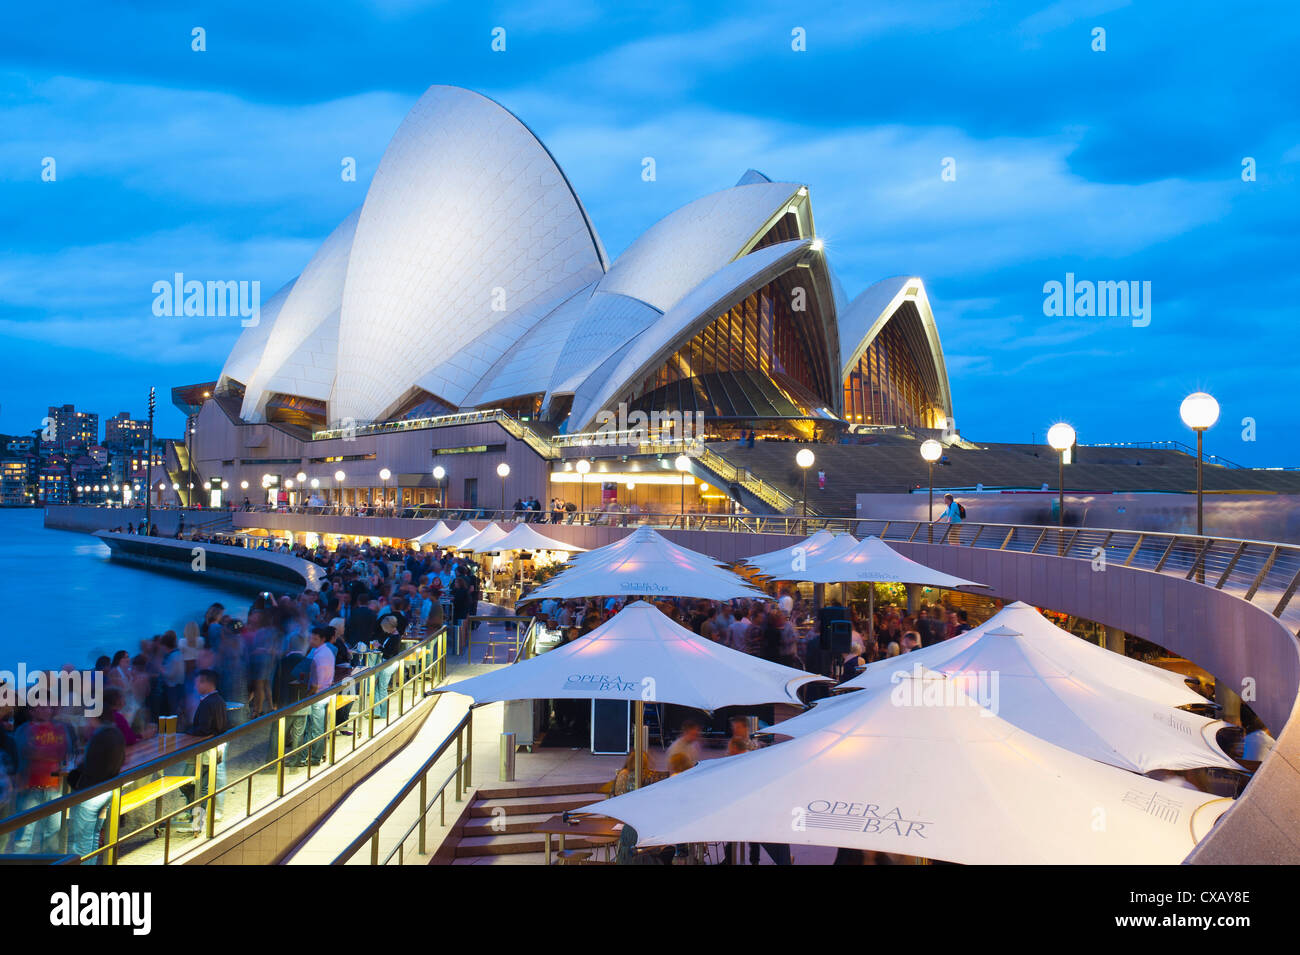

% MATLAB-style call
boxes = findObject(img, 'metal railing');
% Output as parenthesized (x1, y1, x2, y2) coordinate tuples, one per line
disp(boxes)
(0, 626, 448, 865)
(848, 519, 1300, 634)
(332, 616, 548, 865)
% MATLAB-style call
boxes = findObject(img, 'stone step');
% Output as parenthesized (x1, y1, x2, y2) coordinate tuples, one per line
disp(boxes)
(468, 792, 604, 817)
(477, 779, 610, 799)
(462, 811, 556, 836)
(454, 831, 615, 857)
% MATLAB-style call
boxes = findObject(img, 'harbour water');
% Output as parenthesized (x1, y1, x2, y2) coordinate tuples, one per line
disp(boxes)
(0, 508, 258, 672)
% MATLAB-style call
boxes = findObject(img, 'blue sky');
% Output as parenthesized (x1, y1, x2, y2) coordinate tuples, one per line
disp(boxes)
(1, 0, 1296, 464)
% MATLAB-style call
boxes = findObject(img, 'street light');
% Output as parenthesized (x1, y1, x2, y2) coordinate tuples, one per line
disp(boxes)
(674, 454, 691, 517)
(1047, 422, 1076, 551)
(496, 462, 510, 513)
(1179, 391, 1220, 538)
(921, 438, 943, 542)
(334, 469, 345, 508)
(379, 467, 392, 509)
(433, 465, 446, 508)
(795, 448, 815, 529)
(575, 459, 590, 516)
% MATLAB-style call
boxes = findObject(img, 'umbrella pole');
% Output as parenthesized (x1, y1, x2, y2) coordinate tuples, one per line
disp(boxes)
(634, 700, 644, 789)
(869, 585, 875, 649)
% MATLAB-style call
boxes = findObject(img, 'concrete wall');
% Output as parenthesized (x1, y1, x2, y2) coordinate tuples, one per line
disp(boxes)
(190, 403, 551, 509)
(44, 504, 216, 536)
(857, 491, 1300, 544)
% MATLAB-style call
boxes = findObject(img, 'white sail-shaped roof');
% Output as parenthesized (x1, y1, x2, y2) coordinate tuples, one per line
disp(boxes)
(240, 208, 359, 419)
(567, 238, 826, 432)
(595, 181, 802, 313)
(217, 278, 294, 392)
(329, 86, 607, 424)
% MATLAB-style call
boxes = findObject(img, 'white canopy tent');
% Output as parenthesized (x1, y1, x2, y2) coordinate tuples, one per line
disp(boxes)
(408, 520, 458, 547)
(842, 601, 1206, 709)
(588, 670, 1232, 865)
(457, 522, 511, 552)
(765, 625, 1237, 774)
(437, 521, 484, 549)
(523, 526, 767, 602)
(487, 523, 588, 554)
(439, 600, 825, 785)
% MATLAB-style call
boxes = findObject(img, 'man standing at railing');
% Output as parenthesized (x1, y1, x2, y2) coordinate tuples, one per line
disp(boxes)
(305, 628, 337, 765)
(182, 669, 229, 834)
(68, 702, 126, 862)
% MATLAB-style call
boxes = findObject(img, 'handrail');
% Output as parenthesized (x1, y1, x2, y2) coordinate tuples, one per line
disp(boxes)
(0, 625, 449, 864)
(330, 710, 473, 865)
(333, 615, 550, 864)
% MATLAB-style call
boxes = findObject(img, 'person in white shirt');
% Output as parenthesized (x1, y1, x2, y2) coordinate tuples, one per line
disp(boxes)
(777, 589, 794, 616)
(306, 628, 336, 764)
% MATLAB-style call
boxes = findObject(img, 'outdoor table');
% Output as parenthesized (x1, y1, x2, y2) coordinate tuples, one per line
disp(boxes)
(533, 813, 622, 865)
(117, 733, 205, 822)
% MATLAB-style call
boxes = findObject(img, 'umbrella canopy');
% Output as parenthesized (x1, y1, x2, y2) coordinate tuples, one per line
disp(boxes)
(523, 526, 767, 601)
(744, 532, 859, 579)
(843, 601, 1206, 708)
(457, 522, 511, 552)
(409, 520, 458, 546)
(588, 670, 1231, 865)
(785, 535, 987, 587)
(490, 523, 588, 553)
(766, 629, 1238, 773)
(437, 521, 483, 549)
(438, 600, 824, 709)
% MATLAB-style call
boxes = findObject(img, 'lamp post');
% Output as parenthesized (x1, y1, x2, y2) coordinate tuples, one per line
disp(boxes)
(143, 386, 156, 535)
(795, 448, 815, 531)
(1179, 391, 1220, 540)
(334, 469, 345, 509)
(433, 465, 446, 508)
(496, 462, 510, 514)
(1047, 422, 1076, 554)
(920, 438, 942, 543)
(674, 454, 690, 519)
(575, 459, 590, 519)
(379, 467, 392, 511)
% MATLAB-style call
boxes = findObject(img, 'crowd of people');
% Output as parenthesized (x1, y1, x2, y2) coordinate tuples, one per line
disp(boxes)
(0, 539, 487, 858)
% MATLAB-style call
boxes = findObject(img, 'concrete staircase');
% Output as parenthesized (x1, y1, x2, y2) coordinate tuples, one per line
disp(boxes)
(450, 781, 611, 865)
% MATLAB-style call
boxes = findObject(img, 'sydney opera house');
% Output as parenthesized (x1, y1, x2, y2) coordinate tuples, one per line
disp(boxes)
(183, 85, 954, 511)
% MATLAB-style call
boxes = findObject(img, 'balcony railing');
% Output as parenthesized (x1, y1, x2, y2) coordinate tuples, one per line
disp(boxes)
(0, 626, 449, 865)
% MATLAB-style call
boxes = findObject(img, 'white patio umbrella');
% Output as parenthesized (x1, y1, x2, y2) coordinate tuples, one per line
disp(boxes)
(438, 521, 483, 549)
(457, 522, 511, 552)
(764, 535, 987, 648)
(794, 535, 988, 588)
(588, 669, 1232, 865)
(409, 520, 458, 547)
(764, 629, 1238, 773)
(439, 600, 825, 785)
(843, 601, 1206, 708)
(489, 523, 588, 554)
(743, 532, 859, 579)
(523, 526, 767, 602)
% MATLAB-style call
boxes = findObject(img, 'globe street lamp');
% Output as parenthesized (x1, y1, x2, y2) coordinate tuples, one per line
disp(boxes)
(674, 454, 691, 518)
(795, 448, 815, 530)
(496, 462, 510, 513)
(334, 470, 345, 509)
(433, 465, 446, 508)
(920, 438, 943, 542)
(379, 467, 392, 510)
(1179, 391, 1220, 539)
(1047, 422, 1076, 553)
(575, 459, 590, 517)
